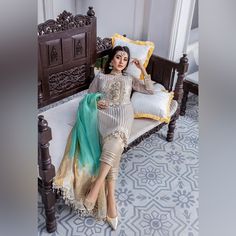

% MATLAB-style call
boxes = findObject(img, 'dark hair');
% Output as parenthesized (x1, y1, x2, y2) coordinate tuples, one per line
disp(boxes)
(103, 46, 130, 74)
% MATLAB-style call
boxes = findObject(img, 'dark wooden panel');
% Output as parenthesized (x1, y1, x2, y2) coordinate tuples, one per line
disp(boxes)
(147, 55, 178, 90)
(38, 10, 97, 108)
(46, 39, 62, 67)
(72, 33, 86, 59)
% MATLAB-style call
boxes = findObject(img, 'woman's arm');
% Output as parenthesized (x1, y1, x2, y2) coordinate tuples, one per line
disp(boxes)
(131, 59, 154, 94)
(132, 75, 154, 94)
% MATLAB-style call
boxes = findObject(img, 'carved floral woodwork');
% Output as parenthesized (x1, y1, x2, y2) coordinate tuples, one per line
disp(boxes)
(48, 65, 86, 97)
(38, 10, 94, 36)
(96, 37, 112, 54)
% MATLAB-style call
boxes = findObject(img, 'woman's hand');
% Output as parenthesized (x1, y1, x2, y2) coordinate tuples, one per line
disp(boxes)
(131, 58, 147, 76)
(131, 58, 144, 70)
(97, 99, 109, 109)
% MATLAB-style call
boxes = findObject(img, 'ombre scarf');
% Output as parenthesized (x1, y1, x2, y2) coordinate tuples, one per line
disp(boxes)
(69, 92, 102, 176)
(53, 92, 108, 219)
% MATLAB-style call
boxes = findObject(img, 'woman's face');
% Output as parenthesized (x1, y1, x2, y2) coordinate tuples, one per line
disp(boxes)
(111, 50, 129, 72)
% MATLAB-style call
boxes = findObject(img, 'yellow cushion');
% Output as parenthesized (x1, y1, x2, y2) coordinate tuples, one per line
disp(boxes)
(131, 84, 174, 123)
(111, 33, 155, 80)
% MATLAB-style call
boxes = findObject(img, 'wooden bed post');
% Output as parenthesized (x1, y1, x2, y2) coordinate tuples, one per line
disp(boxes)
(38, 115, 56, 233)
(174, 54, 188, 103)
(167, 54, 188, 141)
(180, 88, 189, 116)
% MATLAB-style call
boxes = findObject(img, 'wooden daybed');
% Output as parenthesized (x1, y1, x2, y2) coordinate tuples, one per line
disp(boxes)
(38, 8, 188, 233)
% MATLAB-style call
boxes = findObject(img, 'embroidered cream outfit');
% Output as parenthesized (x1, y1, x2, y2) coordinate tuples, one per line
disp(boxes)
(88, 72, 154, 147)
(53, 72, 154, 220)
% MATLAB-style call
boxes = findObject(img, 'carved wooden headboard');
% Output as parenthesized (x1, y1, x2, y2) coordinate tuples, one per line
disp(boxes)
(38, 8, 97, 108)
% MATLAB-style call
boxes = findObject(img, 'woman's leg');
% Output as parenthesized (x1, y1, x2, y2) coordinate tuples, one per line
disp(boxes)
(85, 161, 111, 203)
(85, 136, 124, 205)
(106, 180, 117, 218)
(106, 142, 122, 217)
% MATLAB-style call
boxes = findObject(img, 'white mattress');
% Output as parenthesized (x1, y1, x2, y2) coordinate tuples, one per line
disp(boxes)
(186, 71, 199, 84)
(39, 93, 178, 172)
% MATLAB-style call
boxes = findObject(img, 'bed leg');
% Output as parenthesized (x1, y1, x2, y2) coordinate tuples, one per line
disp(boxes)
(180, 90, 189, 116)
(38, 115, 57, 233)
(166, 117, 177, 142)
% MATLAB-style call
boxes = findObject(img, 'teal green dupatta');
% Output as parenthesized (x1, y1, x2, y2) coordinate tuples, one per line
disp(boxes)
(69, 92, 102, 176)
(53, 92, 108, 219)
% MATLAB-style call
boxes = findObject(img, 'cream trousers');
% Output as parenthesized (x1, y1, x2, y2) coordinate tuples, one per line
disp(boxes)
(100, 135, 125, 181)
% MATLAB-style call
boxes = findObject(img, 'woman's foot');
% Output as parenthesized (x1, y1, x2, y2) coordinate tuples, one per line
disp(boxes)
(84, 181, 101, 211)
(106, 193, 118, 230)
(107, 193, 117, 218)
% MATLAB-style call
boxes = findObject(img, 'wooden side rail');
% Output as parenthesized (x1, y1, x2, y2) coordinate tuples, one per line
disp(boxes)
(38, 115, 57, 233)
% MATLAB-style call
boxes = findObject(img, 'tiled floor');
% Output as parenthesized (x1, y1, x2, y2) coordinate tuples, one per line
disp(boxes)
(38, 94, 199, 236)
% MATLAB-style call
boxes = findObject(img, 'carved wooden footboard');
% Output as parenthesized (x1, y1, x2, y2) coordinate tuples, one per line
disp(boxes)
(38, 9, 188, 233)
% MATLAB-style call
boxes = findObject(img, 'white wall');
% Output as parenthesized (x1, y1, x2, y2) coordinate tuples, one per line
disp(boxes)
(142, 0, 152, 41)
(37, 0, 76, 23)
(191, 0, 198, 29)
(147, 0, 176, 58)
(75, 0, 146, 39)
(75, 0, 179, 58)
(38, 0, 44, 24)
(52, 0, 76, 19)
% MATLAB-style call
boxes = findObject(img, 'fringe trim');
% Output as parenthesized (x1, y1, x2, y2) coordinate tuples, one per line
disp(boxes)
(53, 184, 106, 221)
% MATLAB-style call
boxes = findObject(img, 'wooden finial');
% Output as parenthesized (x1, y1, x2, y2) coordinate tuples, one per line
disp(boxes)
(180, 54, 188, 64)
(87, 6, 95, 17)
(38, 115, 48, 132)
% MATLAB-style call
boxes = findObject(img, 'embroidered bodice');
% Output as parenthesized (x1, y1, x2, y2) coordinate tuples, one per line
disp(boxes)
(98, 74, 133, 106)
(88, 72, 154, 146)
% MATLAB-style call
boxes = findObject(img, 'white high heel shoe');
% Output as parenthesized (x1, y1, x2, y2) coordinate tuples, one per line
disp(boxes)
(106, 214, 118, 230)
(83, 198, 96, 212)
(106, 205, 118, 230)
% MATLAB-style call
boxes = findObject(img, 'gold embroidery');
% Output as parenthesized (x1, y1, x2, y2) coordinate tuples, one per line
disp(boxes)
(110, 81, 121, 101)
(103, 78, 126, 106)
(103, 130, 128, 147)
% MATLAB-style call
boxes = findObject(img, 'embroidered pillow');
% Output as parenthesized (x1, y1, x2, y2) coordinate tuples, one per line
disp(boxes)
(131, 84, 174, 123)
(111, 33, 154, 80)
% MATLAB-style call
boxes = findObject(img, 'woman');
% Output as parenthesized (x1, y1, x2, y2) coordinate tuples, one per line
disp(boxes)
(54, 45, 154, 230)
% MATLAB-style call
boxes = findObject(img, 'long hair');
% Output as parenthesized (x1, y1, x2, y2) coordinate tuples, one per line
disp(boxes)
(103, 46, 130, 74)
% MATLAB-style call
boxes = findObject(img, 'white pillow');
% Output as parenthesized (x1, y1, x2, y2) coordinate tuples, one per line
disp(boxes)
(112, 33, 154, 80)
(153, 82, 166, 91)
(131, 84, 174, 123)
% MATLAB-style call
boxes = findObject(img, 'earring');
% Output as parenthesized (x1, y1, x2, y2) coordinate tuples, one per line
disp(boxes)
(109, 63, 113, 70)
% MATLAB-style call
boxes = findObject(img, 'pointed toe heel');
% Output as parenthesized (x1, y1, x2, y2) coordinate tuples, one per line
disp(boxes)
(106, 204, 119, 230)
(106, 215, 118, 230)
(83, 198, 96, 212)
